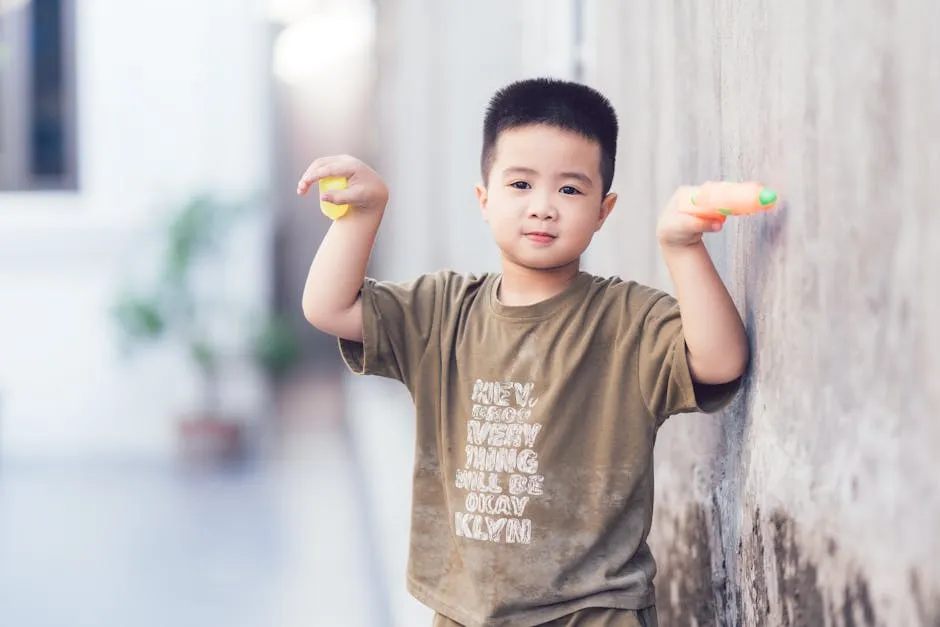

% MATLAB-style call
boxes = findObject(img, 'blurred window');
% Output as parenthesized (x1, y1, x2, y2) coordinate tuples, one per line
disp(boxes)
(0, 0, 77, 191)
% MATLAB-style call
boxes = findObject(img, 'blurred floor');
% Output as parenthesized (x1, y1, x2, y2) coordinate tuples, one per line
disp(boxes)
(0, 368, 388, 627)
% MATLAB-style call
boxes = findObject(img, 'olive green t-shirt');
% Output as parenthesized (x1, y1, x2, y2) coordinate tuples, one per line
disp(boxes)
(339, 270, 741, 627)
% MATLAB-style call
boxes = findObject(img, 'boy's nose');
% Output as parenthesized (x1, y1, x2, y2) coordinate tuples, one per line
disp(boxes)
(528, 199, 557, 220)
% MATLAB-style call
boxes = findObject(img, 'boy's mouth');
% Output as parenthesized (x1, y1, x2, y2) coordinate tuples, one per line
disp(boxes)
(524, 232, 556, 244)
(525, 231, 556, 244)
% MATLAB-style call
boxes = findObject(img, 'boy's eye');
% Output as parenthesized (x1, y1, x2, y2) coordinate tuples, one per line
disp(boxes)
(560, 186, 581, 195)
(510, 181, 531, 190)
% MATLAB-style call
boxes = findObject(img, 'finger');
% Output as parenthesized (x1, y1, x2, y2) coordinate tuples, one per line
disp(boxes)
(297, 156, 356, 194)
(320, 186, 359, 206)
(707, 217, 726, 232)
(681, 212, 725, 232)
(701, 216, 726, 232)
(297, 161, 341, 195)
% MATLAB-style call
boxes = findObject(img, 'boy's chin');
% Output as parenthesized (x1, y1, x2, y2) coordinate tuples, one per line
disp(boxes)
(500, 249, 582, 272)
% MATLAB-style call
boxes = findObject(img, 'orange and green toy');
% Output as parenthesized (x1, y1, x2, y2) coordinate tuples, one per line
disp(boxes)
(319, 176, 350, 220)
(681, 181, 778, 221)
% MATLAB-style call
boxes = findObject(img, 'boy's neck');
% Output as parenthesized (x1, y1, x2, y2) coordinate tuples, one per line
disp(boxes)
(497, 258, 582, 306)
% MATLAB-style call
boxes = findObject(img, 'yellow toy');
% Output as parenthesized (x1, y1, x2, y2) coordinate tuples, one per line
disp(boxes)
(319, 176, 350, 219)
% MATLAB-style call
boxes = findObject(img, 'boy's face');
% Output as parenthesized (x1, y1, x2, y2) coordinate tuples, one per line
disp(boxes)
(476, 124, 616, 273)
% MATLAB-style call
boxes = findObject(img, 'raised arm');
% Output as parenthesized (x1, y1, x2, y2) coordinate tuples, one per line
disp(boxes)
(656, 186, 749, 385)
(298, 155, 389, 342)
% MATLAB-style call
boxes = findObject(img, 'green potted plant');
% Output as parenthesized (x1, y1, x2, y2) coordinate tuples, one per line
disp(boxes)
(112, 193, 299, 464)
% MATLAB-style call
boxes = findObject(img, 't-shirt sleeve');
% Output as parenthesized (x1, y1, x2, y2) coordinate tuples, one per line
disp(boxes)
(636, 289, 743, 425)
(338, 272, 444, 386)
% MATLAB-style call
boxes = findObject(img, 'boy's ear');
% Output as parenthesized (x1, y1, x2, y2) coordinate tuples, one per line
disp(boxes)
(596, 192, 618, 231)
(475, 184, 488, 221)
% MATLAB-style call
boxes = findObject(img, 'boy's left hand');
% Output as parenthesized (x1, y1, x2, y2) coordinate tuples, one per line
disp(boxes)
(657, 185, 725, 248)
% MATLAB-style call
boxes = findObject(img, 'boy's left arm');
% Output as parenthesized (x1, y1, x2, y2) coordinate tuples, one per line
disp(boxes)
(656, 186, 749, 385)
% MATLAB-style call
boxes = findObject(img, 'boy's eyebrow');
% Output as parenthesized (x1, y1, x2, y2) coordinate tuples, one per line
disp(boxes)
(502, 167, 595, 187)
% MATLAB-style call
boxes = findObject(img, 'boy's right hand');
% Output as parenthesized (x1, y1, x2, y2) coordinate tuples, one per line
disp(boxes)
(296, 154, 389, 214)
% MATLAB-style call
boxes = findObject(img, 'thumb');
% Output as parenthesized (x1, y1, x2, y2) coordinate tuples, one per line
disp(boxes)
(320, 186, 357, 206)
(683, 213, 726, 232)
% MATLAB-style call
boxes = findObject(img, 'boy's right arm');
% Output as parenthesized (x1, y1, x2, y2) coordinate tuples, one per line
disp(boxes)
(297, 155, 389, 342)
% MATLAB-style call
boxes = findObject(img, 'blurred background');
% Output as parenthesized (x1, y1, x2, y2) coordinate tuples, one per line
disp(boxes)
(0, 0, 937, 626)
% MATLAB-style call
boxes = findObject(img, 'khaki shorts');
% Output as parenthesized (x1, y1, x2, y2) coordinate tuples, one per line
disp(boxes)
(433, 606, 659, 627)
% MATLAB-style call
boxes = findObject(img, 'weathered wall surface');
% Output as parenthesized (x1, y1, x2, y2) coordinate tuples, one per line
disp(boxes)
(585, 1, 940, 625)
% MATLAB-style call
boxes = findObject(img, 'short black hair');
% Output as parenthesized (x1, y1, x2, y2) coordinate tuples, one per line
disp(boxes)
(481, 77, 618, 194)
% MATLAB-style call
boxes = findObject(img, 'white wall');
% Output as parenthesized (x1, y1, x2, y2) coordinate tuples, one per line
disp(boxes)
(0, 0, 272, 459)
(372, 0, 581, 279)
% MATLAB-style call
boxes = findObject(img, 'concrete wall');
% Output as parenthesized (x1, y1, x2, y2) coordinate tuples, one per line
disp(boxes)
(584, 1, 940, 625)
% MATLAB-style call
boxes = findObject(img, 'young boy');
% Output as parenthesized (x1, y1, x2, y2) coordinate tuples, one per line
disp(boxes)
(298, 78, 747, 627)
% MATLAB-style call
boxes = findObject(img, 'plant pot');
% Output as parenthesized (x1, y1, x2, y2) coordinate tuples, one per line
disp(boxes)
(177, 412, 244, 466)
